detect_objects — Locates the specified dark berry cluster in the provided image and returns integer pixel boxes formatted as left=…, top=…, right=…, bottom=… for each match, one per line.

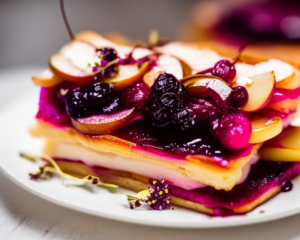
left=94, top=47, right=119, bottom=78
left=97, top=47, right=118, bottom=63
left=145, top=179, right=171, bottom=211
left=143, top=73, right=196, bottom=132
left=64, top=82, right=120, bottom=118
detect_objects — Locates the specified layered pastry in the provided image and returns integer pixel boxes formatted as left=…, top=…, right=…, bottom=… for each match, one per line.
left=30, top=30, right=300, bottom=215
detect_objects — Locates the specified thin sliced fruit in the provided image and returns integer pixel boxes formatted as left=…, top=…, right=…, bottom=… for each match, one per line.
left=49, top=38, right=152, bottom=89
left=156, top=42, right=225, bottom=72
left=103, top=62, right=150, bottom=92
left=235, top=72, right=275, bottom=112
left=32, top=69, right=62, bottom=87
left=180, top=74, right=231, bottom=99
left=49, top=40, right=96, bottom=86
left=157, top=54, right=184, bottom=80
left=142, top=54, right=191, bottom=88
left=249, top=116, right=282, bottom=144
left=272, top=127, right=300, bottom=149
left=236, top=59, right=295, bottom=83
left=259, top=147, right=300, bottom=162
left=71, top=108, right=135, bottom=135
left=143, top=66, right=165, bottom=88
left=275, top=70, right=299, bottom=89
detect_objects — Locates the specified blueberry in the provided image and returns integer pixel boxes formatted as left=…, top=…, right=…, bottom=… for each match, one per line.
left=87, top=82, right=115, bottom=106
left=65, top=88, right=92, bottom=118
left=103, top=48, right=118, bottom=62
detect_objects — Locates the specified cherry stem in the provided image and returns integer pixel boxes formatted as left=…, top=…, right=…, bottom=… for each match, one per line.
left=232, top=43, right=250, bottom=64
left=60, top=0, right=74, bottom=40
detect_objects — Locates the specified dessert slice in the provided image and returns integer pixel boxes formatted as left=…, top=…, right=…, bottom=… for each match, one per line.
left=29, top=31, right=300, bottom=215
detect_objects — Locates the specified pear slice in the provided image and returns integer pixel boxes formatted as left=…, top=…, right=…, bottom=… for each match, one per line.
left=49, top=41, right=96, bottom=86
left=249, top=116, right=282, bottom=144
left=103, top=62, right=150, bottom=92
left=143, top=54, right=192, bottom=88
left=71, top=108, right=135, bottom=135
left=32, top=69, right=62, bottom=87
left=271, top=127, right=300, bottom=149
left=49, top=31, right=154, bottom=88
left=258, top=126, right=300, bottom=162
left=156, top=42, right=225, bottom=73
left=234, top=72, right=275, bottom=112
left=236, top=59, right=295, bottom=84
left=180, top=74, right=231, bottom=99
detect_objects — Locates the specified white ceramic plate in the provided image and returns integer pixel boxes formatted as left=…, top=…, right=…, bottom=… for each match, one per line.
left=1, top=86, right=300, bottom=228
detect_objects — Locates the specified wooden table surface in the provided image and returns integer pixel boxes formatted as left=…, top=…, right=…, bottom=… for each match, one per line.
left=1, top=67, right=300, bottom=240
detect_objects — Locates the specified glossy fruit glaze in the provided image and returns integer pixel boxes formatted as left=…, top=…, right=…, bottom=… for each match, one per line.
left=53, top=158, right=300, bottom=216
left=36, top=74, right=298, bottom=163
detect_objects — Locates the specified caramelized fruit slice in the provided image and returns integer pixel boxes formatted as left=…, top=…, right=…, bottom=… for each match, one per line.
left=249, top=116, right=282, bottom=144
left=103, top=62, right=150, bottom=92
left=234, top=72, right=275, bottom=112
left=272, top=127, right=300, bottom=149
left=32, top=69, right=62, bottom=87
left=71, top=108, right=135, bottom=135
left=180, top=75, right=231, bottom=99
left=259, top=147, right=300, bottom=162
left=259, top=127, right=300, bottom=162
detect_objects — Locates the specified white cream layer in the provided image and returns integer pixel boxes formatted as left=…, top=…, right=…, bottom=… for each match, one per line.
left=45, top=141, right=206, bottom=190
left=44, top=141, right=257, bottom=190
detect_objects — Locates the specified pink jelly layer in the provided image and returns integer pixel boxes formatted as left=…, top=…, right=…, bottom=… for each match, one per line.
left=54, top=158, right=300, bottom=216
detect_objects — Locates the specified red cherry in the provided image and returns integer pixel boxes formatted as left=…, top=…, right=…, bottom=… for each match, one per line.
left=212, top=60, right=236, bottom=85
left=211, top=113, right=252, bottom=150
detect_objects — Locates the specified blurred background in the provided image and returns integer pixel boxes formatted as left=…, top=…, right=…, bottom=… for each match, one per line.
left=0, top=0, right=198, bottom=69
left=1, top=0, right=300, bottom=69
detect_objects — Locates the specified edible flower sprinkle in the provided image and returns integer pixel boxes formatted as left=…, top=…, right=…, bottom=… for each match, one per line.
left=127, top=179, right=171, bottom=211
